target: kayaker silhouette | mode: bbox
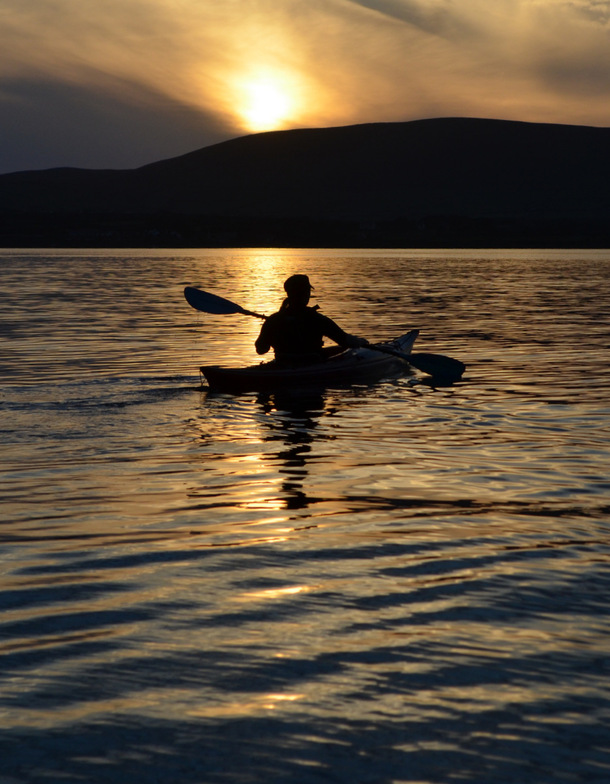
[255,274,369,365]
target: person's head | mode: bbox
[283,274,313,307]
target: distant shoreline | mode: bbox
[1,212,608,249]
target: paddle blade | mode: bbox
[408,352,465,381]
[184,287,244,315]
[369,342,464,382]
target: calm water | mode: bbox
[1,248,609,783]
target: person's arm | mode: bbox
[255,318,272,355]
[317,313,369,348]
[342,333,370,348]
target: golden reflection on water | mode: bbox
[2,689,307,728]
[236,585,317,602]
[2,250,609,782]
[187,692,305,719]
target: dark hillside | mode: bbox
[1,118,608,246]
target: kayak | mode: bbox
[201,329,419,393]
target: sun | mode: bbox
[241,79,293,132]
[238,75,297,132]
[220,67,318,134]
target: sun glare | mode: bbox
[219,66,321,134]
[240,78,294,132]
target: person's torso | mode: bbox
[266,307,326,356]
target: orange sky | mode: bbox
[2,0,609,172]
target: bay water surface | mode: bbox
[1,248,609,783]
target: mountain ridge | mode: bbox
[1,117,609,246]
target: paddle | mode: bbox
[371,344,465,381]
[184,286,465,380]
[184,286,266,319]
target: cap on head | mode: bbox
[283,274,313,297]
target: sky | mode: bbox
[1,0,610,173]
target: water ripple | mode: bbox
[1,249,609,783]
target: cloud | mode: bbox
[342,0,610,109]
[565,0,610,25]
[0,78,230,173]
[1,1,228,103]
[1,0,610,172]
[342,0,476,37]
[503,1,610,99]
[0,1,247,171]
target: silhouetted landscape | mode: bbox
[1,117,609,247]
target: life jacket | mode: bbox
[265,306,327,356]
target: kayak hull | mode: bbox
[201,330,419,393]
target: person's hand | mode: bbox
[346,335,369,348]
